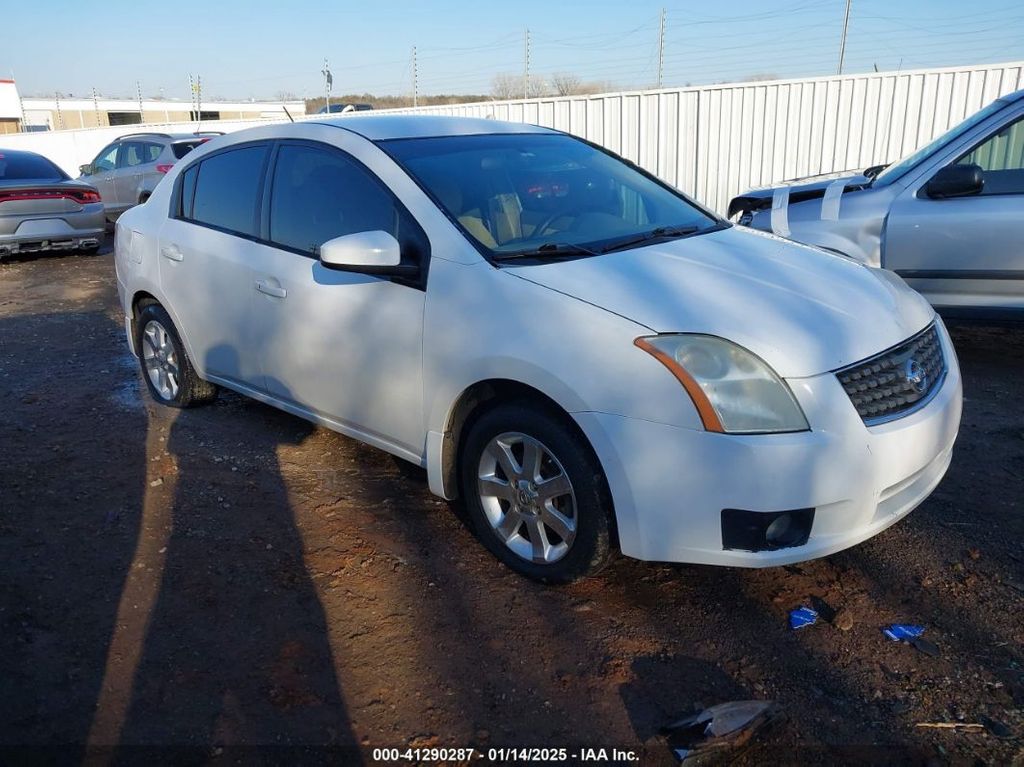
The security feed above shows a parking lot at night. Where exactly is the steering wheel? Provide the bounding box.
[531,203,582,239]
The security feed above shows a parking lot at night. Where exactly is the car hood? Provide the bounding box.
[728,170,870,216]
[507,226,934,379]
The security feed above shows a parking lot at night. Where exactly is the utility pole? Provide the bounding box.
[322,59,333,112]
[92,87,101,127]
[136,80,144,121]
[837,0,852,75]
[188,74,195,116]
[524,27,532,99]
[657,8,666,89]
[412,46,418,108]
[54,91,64,130]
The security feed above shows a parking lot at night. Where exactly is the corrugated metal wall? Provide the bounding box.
[384,61,1024,213]
[4,61,1022,213]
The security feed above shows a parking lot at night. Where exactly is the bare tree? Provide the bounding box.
[549,72,582,96]
[275,90,299,101]
[491,73,522,100]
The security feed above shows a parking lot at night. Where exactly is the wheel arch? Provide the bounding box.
[128,289,201,373]
[435,378,612,514]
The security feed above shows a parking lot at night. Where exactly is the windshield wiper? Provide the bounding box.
[599,225,700,254]
[493,242,601,261]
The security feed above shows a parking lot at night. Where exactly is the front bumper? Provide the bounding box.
[575,323,963,566]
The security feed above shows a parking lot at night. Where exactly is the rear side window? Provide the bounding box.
[189,146,268,237]
[172,140,205,160]
[120,142,162,168]
[268,144,406,255]
[0,152,67,181]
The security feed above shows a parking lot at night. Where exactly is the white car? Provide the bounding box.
[114,116,963,582]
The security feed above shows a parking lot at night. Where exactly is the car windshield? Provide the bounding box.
[872,98,1010,185]
[0,152,68,181]
[381,133,719,258]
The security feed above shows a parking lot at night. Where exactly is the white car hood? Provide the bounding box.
[508,226,934,379]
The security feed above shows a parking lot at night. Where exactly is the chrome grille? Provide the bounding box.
[836,323,946,425]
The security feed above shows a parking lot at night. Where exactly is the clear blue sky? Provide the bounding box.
[4,0,1022,100]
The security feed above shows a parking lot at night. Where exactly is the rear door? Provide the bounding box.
[157,142,271,389]
[885,107,1024,316]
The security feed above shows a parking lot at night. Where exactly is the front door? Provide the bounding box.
[86,143,121,215]
[885,110,1024,316]
[249,141,427,457]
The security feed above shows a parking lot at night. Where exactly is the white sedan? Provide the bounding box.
[114,115,962,582]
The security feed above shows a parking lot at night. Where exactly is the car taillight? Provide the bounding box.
[156,164,174,174]
[0,188,100,204]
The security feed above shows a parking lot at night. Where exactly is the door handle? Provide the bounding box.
[255,280,287,298]
[160,244,183,262]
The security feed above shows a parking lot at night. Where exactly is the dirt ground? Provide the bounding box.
[1,246,1022,766]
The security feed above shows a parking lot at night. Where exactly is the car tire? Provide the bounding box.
[135,303,217,408]
[459,403,614,583]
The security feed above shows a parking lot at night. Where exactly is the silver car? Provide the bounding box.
[0,149,105,257]
[730,89,1024,321]
[78,131,220,220]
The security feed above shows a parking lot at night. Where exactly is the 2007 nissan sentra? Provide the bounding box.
[114,116,962,582]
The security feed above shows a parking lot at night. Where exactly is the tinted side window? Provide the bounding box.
[93,144,119,172]
[268,144,402,255]
[957,114,1024,195]
[179,165,199,218]
[191,146,268,237]
[119,142,152,168]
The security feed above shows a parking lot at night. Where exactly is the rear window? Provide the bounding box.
[0,152,68,181]
[189,145,268,237]
[172,140,206,160]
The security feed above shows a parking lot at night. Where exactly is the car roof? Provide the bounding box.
[310,114,559,141]
[115,132,222,142]
[0,148,47,160]
[1000,88,1024,104]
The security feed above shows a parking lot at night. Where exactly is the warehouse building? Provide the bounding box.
[0,80,304,132]
[1,80,21,134]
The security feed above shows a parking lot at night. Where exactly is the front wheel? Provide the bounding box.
[135,303,217,408]
[459,404,614,583]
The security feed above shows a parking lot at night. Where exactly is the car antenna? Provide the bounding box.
[282,105,295,123]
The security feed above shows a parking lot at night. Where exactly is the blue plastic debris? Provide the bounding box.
[883,624,925,642]
[789,606,818,630]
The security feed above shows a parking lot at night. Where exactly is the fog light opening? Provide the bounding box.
[721,508,815,552]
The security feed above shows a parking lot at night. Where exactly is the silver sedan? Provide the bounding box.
[730,89,1024,322]
[0,149,105,257]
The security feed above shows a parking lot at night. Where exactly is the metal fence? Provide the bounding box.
[4,60,1023,214]
[383,61,1024,213]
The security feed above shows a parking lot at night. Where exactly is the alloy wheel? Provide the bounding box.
[141,319,180,401]
[477,431,578,564]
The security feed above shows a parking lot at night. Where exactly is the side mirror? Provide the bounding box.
[79,163,94,176]
[319,230,418,278]
[925,163,984,199]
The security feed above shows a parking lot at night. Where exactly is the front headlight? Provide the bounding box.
[635,334,809,434]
